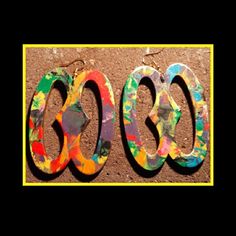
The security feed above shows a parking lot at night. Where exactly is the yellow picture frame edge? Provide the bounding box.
[22,44,214,187]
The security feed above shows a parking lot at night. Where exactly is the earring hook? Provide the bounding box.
[142,48,165,72]
[59,58,86,68]
[59,58,86,77]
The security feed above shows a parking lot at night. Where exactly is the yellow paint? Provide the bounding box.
[168,142,180,159]
[45,74,52,80]
[123,100,133,112]
[79,159,96,175]
[156,122,164,137]
[98,156,108,165]
[143,67,153,76]
[36,158,51,173]
[73,71,87,88]
[127,77,133,89]
[31,91,46,110]
[135,148,147,167]
[68,90,80,106]
[197,130,203,137]
[149,113,158,124]
[105,79,115,105]
[59,136,68,164]
[181,69,188,81]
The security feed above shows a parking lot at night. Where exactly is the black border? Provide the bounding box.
[7,29,227,209]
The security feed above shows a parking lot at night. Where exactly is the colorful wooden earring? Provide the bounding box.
[165,63,209,167]
[29,68,115,175]
[122,63,209,170]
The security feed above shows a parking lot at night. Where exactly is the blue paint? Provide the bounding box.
[193,91,202,102]
[186,156,202,167]
[169,64,182,80]
[134,73,142,80]
[92,153,99,163]
[39,155,45,162]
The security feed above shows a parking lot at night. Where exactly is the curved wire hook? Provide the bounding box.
[60,58,86,68]
[142,48,165,72]
[59,58,86,77]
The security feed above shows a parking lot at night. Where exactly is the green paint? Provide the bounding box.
[196,119,203,130]
[36,74,55,93]
[128,141,139,157]
[124,113,132,122]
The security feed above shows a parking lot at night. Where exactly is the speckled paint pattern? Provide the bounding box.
[29,68,115,175]
[123,63,209,170]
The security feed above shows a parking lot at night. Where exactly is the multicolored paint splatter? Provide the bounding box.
[29,68,115,175]
[123,63,209,170]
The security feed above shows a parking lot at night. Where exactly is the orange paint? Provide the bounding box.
[80,159,96,175]
[135,149,147,167]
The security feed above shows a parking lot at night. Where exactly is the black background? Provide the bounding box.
[2,5,231,231]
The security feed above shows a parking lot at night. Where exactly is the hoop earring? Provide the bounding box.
[122,58,209,170]
[29,64,115,175]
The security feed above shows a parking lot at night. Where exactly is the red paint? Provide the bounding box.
[157,149,166,156]
[32,141,45,156]
[38,126,43,139]
[127,134,136,141]
[50,158,60,173]
[87,71,114,107]
[69,144,80,157]
[127,134,142,146]
[29,118,34,129]
[204,122,210,130]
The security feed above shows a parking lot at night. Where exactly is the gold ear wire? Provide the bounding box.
[59,58,86,78]
[142,48,165,73]
[60,58,86,68]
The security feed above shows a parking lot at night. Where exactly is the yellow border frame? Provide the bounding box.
[22,44,214,186]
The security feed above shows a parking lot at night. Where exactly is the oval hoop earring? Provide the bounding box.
[123,56,209,170]
[29,62,115,175]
